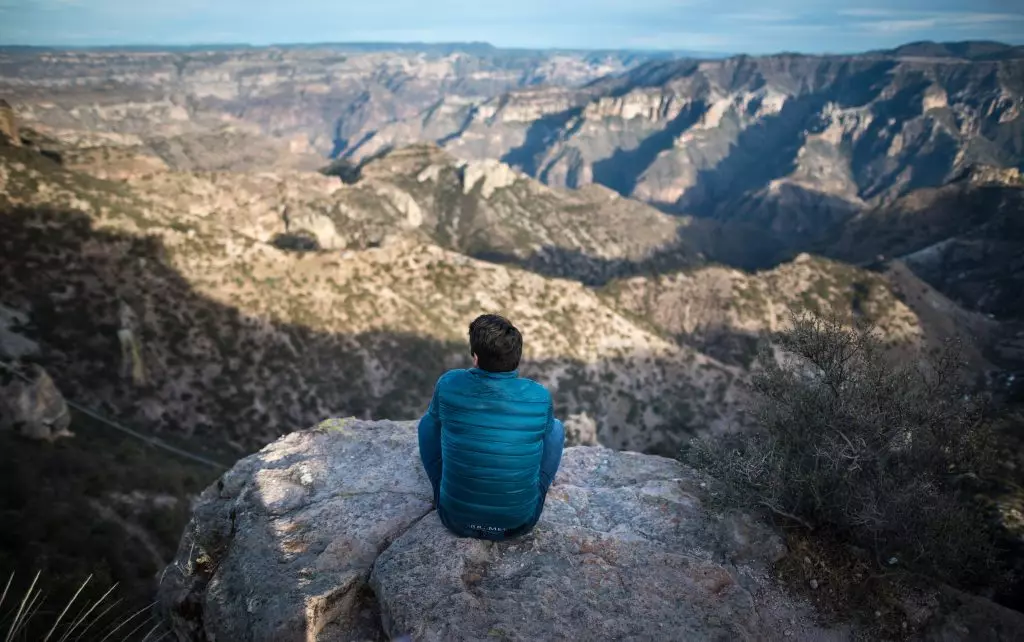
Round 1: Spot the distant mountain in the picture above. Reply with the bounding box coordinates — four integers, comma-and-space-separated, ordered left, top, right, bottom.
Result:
0, 45, 658, 162
345, 47, 1023, 260
876, 40, 1024, 61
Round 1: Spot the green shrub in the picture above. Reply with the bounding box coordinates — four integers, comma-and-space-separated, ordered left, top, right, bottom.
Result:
686, 312, 1003, 588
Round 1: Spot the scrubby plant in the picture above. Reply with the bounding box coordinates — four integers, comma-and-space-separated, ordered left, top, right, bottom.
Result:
686, 311, 1004, 589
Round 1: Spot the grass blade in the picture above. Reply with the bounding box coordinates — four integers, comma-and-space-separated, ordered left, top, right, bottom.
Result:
117, 613, 154, 642
97, 601, 154, 642
43, 574, 91, 642
73, 598, 122, 642
59, 583, 118, 642
4, 571, 39, 642
138, 621, 162, 642
0, 573, 12, 614
8, 588, 44, 642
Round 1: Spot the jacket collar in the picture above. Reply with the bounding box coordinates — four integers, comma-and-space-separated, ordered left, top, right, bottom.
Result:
469, 367, 519, 379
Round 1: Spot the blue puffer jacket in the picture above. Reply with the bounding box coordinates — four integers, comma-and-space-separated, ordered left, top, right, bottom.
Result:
419, 368, 553, 531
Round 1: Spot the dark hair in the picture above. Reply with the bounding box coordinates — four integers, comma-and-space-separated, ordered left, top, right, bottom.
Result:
469, 314, 523, 372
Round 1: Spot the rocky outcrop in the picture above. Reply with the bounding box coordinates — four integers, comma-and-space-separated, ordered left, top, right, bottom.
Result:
459, 158, 521, 198
0, 363, 72, 441
159, 419, 831, 641
0, 304, 39, 360
0, 99, 20, 147
157, 418, 1024, 641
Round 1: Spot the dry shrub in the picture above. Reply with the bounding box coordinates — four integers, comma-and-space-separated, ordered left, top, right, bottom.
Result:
688, 311, 1004, 589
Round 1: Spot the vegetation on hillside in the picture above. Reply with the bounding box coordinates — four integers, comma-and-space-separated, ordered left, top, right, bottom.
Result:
687, 312, 1006, 591
0, 403, 220, 638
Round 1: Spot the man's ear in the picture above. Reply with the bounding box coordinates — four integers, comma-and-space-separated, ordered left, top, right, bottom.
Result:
472, 353, 479, 367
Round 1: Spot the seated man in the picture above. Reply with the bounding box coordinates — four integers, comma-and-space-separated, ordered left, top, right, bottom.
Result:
417, 314, 564, 540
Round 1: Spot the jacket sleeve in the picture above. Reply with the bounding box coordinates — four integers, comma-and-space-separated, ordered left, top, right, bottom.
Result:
544, 394, 555, 436
417, 376, 443, 476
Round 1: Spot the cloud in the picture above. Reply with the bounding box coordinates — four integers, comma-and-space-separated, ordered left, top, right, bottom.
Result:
625, 31, 735, 50
723, 11, 800, 23
840, 8, 1024, 33
863, 19, 941, 33
838, 9, 904, 18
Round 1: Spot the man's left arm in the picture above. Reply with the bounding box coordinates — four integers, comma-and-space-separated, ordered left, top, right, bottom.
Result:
418, 377, 444, 495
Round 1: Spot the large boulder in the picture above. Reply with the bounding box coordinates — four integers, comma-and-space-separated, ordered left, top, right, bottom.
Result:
0, 363, 72, 441
158, 419, 1024, 641
159, 418, 431, 642
0, 304, 39, 360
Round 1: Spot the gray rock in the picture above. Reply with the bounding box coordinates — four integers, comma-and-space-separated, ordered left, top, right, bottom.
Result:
0, 304, 39, 360
159, 418, 432, 642
0, 364, 72, 440
920, 587, 1024, 642
369, 446, 842, 642
159, 419, 1024, 642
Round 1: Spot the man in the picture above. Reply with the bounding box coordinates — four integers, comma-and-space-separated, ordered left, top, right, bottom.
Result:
418, 314, 564, 540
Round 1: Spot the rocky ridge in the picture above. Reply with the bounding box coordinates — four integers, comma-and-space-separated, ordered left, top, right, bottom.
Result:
159, 418, 1024, 641
0, 46, 652, 166
348, 49, 1024, 256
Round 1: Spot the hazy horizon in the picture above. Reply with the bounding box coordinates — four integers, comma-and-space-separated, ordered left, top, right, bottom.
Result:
2, 0, 1024, 55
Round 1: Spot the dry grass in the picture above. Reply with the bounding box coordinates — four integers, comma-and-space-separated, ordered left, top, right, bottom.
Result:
0, 571, 165, 642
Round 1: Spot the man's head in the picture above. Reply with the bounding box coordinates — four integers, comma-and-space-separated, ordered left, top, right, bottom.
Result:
469, 314, 523, 373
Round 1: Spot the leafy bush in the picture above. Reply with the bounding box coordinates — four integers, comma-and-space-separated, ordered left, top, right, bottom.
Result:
687, 312, 1003, 588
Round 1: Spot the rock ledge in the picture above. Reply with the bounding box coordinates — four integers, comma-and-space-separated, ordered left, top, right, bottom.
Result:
158, 419, 1024, 641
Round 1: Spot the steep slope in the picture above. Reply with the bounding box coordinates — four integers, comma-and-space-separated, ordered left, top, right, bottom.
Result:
831, 166, 1024, 322
351, 50, 1024, 250
0, 142, 745, 456
599, 251, 1003, 377
3, 125, 971, 456
601, 253, 926, 366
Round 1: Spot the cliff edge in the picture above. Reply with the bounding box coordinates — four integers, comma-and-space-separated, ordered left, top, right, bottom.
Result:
157, 419, 1024, 641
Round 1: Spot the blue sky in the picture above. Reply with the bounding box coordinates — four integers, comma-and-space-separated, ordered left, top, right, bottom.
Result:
2, 0, 1023, 54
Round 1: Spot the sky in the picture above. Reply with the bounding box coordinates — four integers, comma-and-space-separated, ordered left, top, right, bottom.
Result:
1, 0, 1024, 54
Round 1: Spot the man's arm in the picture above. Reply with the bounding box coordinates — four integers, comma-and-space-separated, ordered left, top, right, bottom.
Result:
539, 395, 564, 492
417, 377, 443, 497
